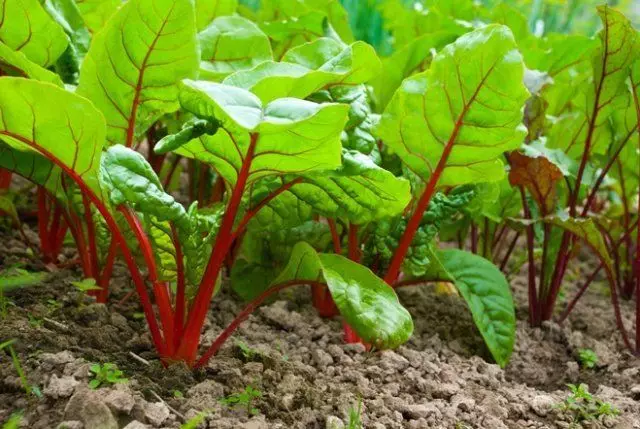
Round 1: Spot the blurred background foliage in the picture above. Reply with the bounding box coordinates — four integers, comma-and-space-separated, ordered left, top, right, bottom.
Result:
339, 0, 640, 56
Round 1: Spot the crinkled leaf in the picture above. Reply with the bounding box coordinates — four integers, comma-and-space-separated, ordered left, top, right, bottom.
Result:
0, 78, 106, 199
77, 0, 199, 146
223, 38, 380, 104
171, 80, 347, 185
198, 16, 272, 82
0, 42, 64, 86
377, 25, 529, 187
272, 242, 413, 349
0, 0, 68, 67
195, 0, 236, 31
100, 146, 187, 224
508, 151, 563, 214
365, 187, 476, 276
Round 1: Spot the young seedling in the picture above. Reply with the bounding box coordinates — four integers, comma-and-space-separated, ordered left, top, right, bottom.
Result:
70, 278, 103, 305
556, 384, 620, 425
2, 412, 23, 429
346, 398, 363, 429
88, 363, 128, 389
219, 385, 262, 416
0, 339, 41, 398
235, 340, 261, 362
577, 349, 599, 369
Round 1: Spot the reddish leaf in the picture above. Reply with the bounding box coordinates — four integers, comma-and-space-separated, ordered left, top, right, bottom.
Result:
508, 152, 563, 214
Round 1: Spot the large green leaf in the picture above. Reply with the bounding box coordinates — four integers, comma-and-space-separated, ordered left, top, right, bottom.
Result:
272, 242, 413, 349
198, 16, 272, 82
0, 0, 68, 67
546, 7, 639, 160
402, 247, 516, 366
195, 0, 236, 31
75, 0, 121, 32
377, 25, 529, 187
0, 78, 106, 199
223, 38, 380, 103
164, 80, 348, 186
76, 0, 199, 147
0, 42, 63, 86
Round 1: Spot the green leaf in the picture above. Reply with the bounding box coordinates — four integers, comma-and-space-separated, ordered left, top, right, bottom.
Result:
75, 0, 121, 32
223, 38, 380, 103
76, 0, 200, 147
170, 80, 348, 186
377, 25, 529, 187
0, 78, 106, 199
272, 242, 413, 349
198, 16, 272, 82
195, 0, 236, 31
100, 146, 187, 224
0, 42, 64, 86
0, 0, 68, 67
546, 7, 639, 160
429, 249, 516, 367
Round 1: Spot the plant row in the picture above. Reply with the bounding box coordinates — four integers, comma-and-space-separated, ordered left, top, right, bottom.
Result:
0, 0, 638, 369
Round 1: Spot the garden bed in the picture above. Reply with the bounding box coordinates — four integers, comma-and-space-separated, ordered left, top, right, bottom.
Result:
1, 226, 639, 429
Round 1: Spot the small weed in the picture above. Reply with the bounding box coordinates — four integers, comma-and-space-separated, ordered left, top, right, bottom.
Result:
2, 412, 23, 429
346, 397, 363, 429
219, 385, 262, 415
577, 349, 598, 369
27, 313, 43, 328
235, 340, 261, 361
0, 339, 41, 398
556, 384, 620, 425
173, 390, 184, 399
180, 411, 208, 429
89, 363, 128, 389
70, 278, 102, 305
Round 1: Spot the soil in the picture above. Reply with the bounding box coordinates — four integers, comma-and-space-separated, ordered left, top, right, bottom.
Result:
1, 225, 640, 429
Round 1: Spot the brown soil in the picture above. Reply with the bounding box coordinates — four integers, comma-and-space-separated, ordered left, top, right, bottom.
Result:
1, 225, 639, 429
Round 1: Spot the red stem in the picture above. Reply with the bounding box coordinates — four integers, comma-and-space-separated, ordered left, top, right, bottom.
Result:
499, 231, 521, 273
162, 155, 181, 190
119, 206, 174, 354
37, 187, 51, 261
82, 194, 100, 281
194, 280, 327, 368
171, 224, 186, 350
0, 168, 11, 189
177, 133, 258, 364
328, 219, 342, 255
383, 73, 489, 284
519, 187, 539, 325
348, 224, 360, 262
97, 237, 118, 303
631, 73, 640, 354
